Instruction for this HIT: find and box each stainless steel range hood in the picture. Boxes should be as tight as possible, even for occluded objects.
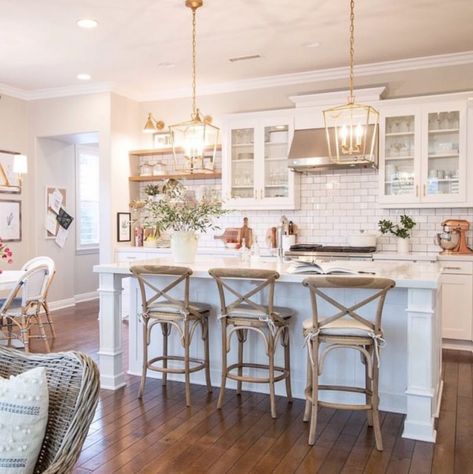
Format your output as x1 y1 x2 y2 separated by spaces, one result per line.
288 126 378 172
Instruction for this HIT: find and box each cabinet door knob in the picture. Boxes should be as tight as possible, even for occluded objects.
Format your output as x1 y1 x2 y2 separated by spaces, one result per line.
423 184 426 196
415 185 419 197
442 266 462 271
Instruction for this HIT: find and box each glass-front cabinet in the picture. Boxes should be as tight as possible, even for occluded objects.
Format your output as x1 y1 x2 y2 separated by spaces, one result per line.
379 101 467 206
223 111 299 210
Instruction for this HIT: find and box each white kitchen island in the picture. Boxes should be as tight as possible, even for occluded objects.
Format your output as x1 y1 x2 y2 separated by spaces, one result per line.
94 256 443 443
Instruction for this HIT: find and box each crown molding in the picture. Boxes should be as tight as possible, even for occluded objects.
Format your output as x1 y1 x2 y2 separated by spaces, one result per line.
0 50 472 103
139 50 473 102
289 86 387 107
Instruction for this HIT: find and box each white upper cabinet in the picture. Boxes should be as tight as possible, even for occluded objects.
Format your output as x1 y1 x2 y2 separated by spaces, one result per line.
379 96 470 208
222 110 300 210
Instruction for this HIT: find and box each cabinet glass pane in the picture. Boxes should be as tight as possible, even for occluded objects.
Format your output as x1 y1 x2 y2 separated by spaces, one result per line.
426 111 460 196
231 128 254 198
384 115 415 196
264 125 289 198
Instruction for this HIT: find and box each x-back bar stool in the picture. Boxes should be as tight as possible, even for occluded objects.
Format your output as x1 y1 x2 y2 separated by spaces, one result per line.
302 275 395 449
131 264 212 406
209 268 293 418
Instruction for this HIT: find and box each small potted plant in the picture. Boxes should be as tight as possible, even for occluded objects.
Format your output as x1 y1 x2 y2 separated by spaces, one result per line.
378 215 416 254
144 184 161 201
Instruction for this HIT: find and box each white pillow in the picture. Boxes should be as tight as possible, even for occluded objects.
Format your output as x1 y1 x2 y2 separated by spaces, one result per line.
0 367 49 474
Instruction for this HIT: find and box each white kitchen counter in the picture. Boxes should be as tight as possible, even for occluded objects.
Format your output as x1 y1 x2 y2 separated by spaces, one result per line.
94 257 442 443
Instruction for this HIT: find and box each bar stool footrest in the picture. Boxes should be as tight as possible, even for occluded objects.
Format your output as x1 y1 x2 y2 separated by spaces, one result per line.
147 355 206 374
227 362 289 383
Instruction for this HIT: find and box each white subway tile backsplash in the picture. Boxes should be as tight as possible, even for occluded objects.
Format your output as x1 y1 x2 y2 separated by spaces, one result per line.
137 157 473 253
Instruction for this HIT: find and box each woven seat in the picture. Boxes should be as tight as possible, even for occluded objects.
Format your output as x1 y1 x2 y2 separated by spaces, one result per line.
209 267 293 418
302 275 395 449
0 345 99 474
131 264 212 406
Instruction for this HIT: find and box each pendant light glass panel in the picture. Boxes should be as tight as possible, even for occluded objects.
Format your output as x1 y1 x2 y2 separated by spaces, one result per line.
323 102 379 166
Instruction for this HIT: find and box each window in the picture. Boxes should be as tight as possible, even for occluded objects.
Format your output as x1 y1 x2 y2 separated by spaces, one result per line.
76 145 100 250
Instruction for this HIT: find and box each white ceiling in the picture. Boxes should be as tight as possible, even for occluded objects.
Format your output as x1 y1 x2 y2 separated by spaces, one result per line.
0 0 472 99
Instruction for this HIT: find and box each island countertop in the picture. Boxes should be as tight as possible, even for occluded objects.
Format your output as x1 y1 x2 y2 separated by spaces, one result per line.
95 256 441 289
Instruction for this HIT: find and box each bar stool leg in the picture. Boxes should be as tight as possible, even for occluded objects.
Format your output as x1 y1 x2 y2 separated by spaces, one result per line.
371 347 383 451
308 339 319 445
283 327 293 403
203 318 212 393
162 323 169 386
42 301 56 338
184 319 191 407
303 352 312 423
365 347 373 427
268 334 277 419
237 329 244 396
217 319 228 409
139 317 149 398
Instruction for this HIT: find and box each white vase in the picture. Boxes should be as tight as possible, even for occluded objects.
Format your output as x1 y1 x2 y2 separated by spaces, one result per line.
397 237 410 254
171 231 198 263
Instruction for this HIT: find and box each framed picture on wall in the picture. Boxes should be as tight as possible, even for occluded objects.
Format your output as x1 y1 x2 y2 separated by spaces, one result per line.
0 151 21 194
0 200 21 241
45 186 67 239
153 132 171 148
117 212 131 242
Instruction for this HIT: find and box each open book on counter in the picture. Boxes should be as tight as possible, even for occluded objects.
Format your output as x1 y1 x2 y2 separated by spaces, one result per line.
286 260 376 275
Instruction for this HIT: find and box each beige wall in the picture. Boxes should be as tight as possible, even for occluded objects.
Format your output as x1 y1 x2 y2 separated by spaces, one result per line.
0 95 30 268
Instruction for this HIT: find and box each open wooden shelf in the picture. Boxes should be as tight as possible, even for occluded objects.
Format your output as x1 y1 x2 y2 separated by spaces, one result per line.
129 172 222 182
129 145 222 157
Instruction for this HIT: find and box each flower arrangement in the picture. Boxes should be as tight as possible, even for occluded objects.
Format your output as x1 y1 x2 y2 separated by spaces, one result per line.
144 179 229 233
378 214 416 239
0 239 13 264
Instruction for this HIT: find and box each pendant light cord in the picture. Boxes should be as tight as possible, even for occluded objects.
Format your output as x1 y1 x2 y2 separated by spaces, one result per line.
191 7 197 118
348 0 355 104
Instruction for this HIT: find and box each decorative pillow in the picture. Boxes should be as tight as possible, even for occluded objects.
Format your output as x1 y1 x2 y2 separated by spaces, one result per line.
0 367 49 474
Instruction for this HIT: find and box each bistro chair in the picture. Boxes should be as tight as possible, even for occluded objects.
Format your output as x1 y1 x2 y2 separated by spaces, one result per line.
209 268 293 418
0 263 51 352
0 345 99 473
131 264 212 407
302 275 395 449
22 256 57 338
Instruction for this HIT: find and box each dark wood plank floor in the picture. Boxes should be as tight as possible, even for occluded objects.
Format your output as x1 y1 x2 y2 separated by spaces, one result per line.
29 301 473 473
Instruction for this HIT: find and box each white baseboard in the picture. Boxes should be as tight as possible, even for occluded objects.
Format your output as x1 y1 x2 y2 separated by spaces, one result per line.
47 291 98 312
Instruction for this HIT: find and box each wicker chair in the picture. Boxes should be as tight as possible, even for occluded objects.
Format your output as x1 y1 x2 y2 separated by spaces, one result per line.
0 346 100 473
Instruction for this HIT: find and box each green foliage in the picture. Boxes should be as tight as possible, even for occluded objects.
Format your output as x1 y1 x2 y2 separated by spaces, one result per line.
378 214 416 239
144 180 230 233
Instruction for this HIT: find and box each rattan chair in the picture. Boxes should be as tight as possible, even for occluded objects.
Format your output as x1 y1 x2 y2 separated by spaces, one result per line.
131 264 212 407
22 256 57 338
0 345 100 474
302 275 395 449
209 268 293 419
0 263 51 352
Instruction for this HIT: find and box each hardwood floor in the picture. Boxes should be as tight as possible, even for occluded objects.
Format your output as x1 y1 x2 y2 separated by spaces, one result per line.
27 300 473 473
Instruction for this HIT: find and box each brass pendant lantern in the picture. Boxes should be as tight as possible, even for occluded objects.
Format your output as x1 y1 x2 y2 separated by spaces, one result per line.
169 0 219 174
323 0 379 166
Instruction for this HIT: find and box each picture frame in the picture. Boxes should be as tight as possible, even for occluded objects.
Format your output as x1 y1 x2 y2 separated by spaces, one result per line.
153 131 171 148
117 212 131 242
45 186 67 239
0 151 21 194
0 199 21 241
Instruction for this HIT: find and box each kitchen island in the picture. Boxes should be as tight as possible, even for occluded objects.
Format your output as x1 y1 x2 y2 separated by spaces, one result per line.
94 257 442 443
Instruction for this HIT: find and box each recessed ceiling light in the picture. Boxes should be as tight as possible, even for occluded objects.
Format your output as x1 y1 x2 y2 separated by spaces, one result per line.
77 19 98 29
305 42 320 48
157 62 176 69
77 73 91 81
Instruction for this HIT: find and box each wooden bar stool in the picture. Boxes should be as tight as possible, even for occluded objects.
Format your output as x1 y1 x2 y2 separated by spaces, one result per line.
302 276 395 449
131 264 212 406
209 268 293 418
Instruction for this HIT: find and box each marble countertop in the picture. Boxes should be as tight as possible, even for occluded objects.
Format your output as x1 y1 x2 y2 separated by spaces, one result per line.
95 256 441 289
